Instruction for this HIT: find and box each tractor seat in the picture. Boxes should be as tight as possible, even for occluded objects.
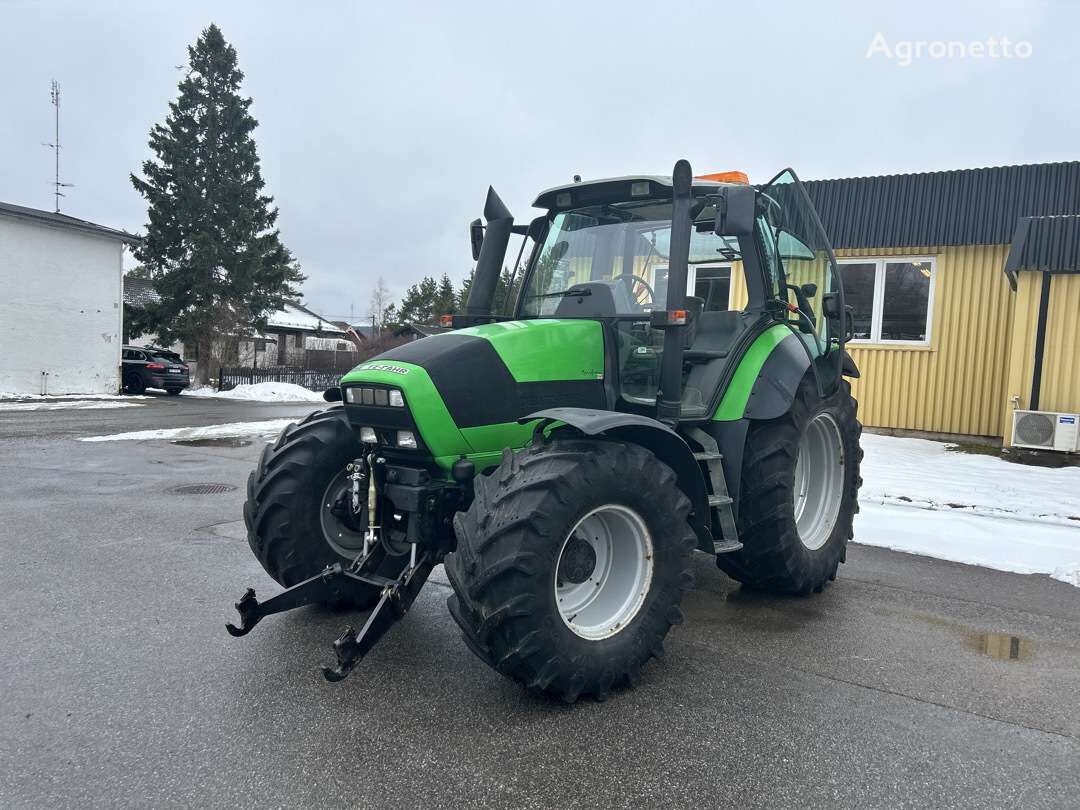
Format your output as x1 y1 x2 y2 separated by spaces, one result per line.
685 310 748 360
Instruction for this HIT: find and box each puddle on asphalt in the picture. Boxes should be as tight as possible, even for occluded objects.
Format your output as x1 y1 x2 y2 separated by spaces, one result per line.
888 610 1036 662
171 437 252 448
968 632 1033 661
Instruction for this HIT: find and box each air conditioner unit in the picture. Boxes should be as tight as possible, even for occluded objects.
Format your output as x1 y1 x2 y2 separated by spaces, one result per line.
1011 410 1080 452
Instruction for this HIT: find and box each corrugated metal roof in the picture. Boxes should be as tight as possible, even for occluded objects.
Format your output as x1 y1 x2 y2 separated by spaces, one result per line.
1005 215 1080 279
803 162 1080 249
0 200 140 244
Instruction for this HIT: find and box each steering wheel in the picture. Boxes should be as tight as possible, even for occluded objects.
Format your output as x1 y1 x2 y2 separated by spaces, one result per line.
620 274 655 307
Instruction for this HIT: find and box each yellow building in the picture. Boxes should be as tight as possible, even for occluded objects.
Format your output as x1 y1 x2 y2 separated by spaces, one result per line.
798 162 1080 446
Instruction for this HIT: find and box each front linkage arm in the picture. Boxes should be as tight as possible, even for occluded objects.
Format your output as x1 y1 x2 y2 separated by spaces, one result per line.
226 542 435 683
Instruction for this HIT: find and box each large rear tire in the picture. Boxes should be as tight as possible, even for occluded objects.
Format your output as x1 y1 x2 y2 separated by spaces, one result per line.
243 407 405 608
716 377 862 594
445 438 696 703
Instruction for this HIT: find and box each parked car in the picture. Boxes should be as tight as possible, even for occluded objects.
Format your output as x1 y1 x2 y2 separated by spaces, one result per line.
121 346 190 395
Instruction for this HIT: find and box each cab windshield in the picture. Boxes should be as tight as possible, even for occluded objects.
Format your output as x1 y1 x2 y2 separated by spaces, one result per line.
520 200 742 317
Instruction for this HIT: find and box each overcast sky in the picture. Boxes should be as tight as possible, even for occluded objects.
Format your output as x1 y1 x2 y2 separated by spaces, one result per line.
2 0 1076 321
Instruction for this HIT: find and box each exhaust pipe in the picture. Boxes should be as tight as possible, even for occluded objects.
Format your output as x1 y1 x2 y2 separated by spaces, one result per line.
463 187 514 319
656 159 693 425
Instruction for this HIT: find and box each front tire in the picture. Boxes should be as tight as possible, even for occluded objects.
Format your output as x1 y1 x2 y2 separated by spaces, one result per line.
445 439 696 702
243 407 405 608
716 377 862 595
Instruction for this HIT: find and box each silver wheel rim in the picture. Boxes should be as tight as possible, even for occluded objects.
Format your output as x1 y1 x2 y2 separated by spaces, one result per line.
793 412 845 551
555 504 654 640
319 470 366 556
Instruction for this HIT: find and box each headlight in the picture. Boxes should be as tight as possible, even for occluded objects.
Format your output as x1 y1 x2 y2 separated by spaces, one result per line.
345 386 405 406
360 426 377 444
396 430 417 449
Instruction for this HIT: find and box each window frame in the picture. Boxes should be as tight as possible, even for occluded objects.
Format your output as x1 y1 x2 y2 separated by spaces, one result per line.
837 256 936 346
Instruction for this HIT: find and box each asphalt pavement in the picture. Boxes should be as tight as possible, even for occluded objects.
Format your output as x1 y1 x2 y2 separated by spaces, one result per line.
0 391 321 440
1 396 1078 808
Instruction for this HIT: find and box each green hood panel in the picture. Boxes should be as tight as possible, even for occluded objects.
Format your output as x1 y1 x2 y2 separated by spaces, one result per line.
339 318 606 471
452 319 605 382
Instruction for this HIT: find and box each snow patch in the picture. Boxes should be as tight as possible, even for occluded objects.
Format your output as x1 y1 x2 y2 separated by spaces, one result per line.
185 383 323 403
0 393 150 401
79 419 295 443
856 434 1080 587
860 433 1080 526
1052 565 1080 588
0 400 144 412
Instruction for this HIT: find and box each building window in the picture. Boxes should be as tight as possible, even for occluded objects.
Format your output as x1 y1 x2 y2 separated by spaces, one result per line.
692 265 732 311
294 333 304 348
837 257 935 344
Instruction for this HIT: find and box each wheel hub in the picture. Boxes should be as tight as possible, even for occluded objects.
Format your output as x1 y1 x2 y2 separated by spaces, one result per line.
557 534 597 585
319 470 368 556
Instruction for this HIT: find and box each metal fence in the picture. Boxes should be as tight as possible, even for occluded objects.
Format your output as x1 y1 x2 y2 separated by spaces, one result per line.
218 365 344 392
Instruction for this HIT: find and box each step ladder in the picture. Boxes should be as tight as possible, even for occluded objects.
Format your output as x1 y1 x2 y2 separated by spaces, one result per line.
684 426 743 555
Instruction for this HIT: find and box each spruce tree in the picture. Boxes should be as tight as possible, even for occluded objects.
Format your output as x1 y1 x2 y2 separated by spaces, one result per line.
397 276 440 324
433 273 457 318
131 23 304 383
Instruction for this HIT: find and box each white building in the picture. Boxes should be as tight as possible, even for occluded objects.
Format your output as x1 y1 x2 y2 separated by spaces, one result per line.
0 202 137 395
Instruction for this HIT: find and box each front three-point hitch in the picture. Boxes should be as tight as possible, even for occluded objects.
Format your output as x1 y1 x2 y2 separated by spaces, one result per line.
226 455 440 682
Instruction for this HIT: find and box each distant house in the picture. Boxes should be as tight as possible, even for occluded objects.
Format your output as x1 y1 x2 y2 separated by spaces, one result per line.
393 323 453 341
0 201 138 395
123 282 357 373
239 302 357 368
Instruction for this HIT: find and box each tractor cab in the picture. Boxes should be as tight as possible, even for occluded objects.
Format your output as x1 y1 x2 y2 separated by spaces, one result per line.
505 167 850 424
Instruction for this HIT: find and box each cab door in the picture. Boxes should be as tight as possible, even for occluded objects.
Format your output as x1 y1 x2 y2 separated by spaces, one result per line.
758 169 846 396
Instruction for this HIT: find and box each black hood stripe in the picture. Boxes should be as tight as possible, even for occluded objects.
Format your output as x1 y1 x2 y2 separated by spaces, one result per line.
377 335 604 429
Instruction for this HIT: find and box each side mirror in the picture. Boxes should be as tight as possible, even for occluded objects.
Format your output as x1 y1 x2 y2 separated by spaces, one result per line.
713 185 755 237
469 218 484 261
822 293 855 342
821 292 840 318
800 282 818 299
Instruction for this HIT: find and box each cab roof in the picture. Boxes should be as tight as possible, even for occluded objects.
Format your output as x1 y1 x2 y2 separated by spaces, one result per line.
532 175 749 210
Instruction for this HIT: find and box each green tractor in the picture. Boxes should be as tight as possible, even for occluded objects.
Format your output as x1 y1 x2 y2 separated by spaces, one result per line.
228 160 862 702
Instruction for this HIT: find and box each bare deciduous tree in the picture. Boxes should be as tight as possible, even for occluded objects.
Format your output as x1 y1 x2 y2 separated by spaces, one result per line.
369 276 391 335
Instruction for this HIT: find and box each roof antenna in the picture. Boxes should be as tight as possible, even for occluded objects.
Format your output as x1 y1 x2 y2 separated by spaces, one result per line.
573 174 582 183
42 80 74 213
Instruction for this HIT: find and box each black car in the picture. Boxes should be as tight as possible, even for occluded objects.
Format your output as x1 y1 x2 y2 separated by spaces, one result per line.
121 346 191 395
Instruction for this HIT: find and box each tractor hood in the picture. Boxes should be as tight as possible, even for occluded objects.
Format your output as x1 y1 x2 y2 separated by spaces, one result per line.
339 319 607 470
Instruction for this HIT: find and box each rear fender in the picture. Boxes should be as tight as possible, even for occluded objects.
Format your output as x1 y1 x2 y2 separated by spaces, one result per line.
744 333 812 420
745 341 860 420
520 407 713 552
